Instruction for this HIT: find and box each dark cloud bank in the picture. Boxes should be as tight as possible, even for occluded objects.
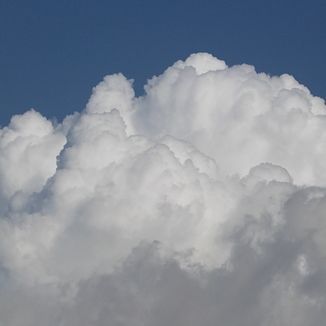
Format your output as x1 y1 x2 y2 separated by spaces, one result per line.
0 53 325 325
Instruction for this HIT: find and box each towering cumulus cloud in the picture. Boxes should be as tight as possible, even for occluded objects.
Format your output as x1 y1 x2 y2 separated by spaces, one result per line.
0 53 325 325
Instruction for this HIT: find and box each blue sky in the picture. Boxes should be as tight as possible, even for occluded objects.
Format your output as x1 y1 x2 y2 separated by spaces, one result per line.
1 0 325 127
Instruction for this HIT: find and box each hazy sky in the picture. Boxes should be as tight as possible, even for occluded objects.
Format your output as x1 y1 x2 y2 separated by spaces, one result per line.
1 0 325 126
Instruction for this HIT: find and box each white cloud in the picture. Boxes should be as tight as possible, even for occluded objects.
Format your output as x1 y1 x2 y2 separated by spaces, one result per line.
0 109 66 199
0 53 325 325
132 54 326 185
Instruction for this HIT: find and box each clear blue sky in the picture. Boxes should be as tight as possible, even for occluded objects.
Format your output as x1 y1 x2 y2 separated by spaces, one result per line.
1 0 325 126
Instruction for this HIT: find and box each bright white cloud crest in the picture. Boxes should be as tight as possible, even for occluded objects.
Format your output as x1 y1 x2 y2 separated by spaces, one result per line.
0 53 325 325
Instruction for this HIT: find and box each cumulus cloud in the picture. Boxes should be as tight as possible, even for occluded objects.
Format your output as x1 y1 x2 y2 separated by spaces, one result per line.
0 53 325 325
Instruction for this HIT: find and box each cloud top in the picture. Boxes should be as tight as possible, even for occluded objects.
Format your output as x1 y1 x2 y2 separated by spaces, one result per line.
131 53 326 186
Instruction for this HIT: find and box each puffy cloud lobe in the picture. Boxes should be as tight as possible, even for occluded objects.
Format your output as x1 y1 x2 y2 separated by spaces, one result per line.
0 53 325 325
0 109 66 199
132 54 326 185
86 73 135 135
